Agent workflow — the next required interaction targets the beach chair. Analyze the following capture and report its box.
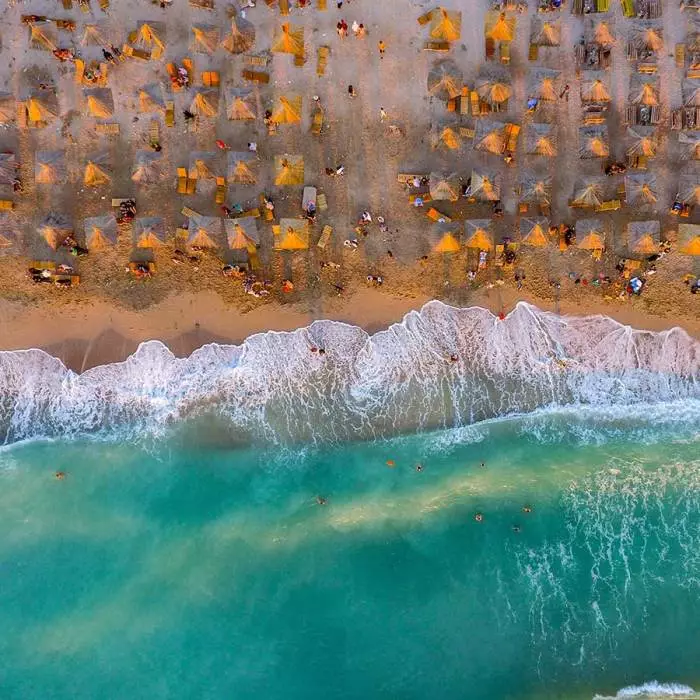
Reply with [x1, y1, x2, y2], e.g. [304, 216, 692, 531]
[181, 206, 200, 218]
[215, 176, 226, 205]
[424, 41, 450, 52]
[317, 225, 332, 249]
[596, 199, 621, 213]
[311, 107, 324, 135]
[417, 10, 434, 25]
[165, 101, 175, 127]
[99, 0, 109, 9]
[63, 0, 73, 8]
[242, 70, 270, 84]
[426, 208, 451, 223]
[74, 59, 85, 84]
[238, 208, 260, 219]
[186, 171, 197, 195]
[0, 200, 14, 211]
[318, 0, 327, 9]
[189, 0, 214, 7]
[95, 123, 119, 135]
[16, 101, 27, 129]
[317, 193, 327, 211]
[54, 274, 80, 287]
[149, 119, 160, 148]
[293, 54, 306, 67]
[177, 167, 188, 194]
[280, 0, 290, 14]
[202, 71, 219, 87]
[79, 0, 90, 13]
[500, 42, 511, 65]
[317, 46, 330, 76]
[485, 37, 496, 60]
[245, 54, 269, 67]
[528, 43, 538, 61]
[470, 91, 481, 116]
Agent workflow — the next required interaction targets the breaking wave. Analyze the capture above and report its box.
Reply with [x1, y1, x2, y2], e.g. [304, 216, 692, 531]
[593, 681, 698, 699]
[0, 301, 698, 445]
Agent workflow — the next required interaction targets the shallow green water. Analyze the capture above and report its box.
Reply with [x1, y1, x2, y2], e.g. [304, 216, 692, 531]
[1, 419, 698, 700]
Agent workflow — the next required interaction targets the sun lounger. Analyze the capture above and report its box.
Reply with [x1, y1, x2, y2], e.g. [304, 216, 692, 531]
[317, 225, 332, 249]
[165, 101, 175, 127]
[99, 0, 109, 9]
[202, 71, 219, 87]
[189, 0, 214, 7]
[186, 174, 197, 195]
[528, 43, 538, 61]
[293, 54, 306, 67]
[54, 274, 80, 287]
[426, 208, 451, 223]
[181, 206, 200, 218]
[317, 46, 330, 76]
[485, 37, 495, 60]
[79, 0, 90, 13]
[242, 70, 269, 84]
[417, 10, 434, 25]
[95, 123, 119, 135]
[0, 200, 14, 211]
[317, 193, 327, 211]
[149, 119, 159, 147]
[500, 43, 511, 65]
[63, 0, 73, 8]
[16, 101, 27, 129]
[244, 54, 269, 67]
[318, 0, 327, 9]
[424, 41, 450, 52]
[397, 173, 424, 184]
[215, 176, 226, 205]
[177, 167, 188, 194]
[280, 0, 290, 14]
[311, 107, 324, 135]
[595, 199, 621, 212]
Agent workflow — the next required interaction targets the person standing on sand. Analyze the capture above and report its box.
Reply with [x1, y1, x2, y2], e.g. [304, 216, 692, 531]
[378, 40, 386, 58]
[348, 85, 356, 98]
[380, 107, 387, 121]
[352, 20, 360, 36]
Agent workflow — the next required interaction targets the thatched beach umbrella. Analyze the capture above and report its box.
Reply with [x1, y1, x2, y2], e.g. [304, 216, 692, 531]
[678, 223, 700, 255]
[626, 127, 658, 158]
[433, 124, 462, 151]
[476, 76, 511, 106]
[532, 19, 560, 46]
[430, 8, 462, 42]
[428, 61, 462, 101]
[138, 84, 166, 113]
[474, 120, 507, 155]
[188, 152, 219, 183]
[592, 20, 615, 47]
[429, 172, 460, 202]
[35, 151, 66, 185]
[131, 21, 166, 59]
[29, 23, 57, 51]
[189, 89, 219, 117]
[630, 77, 659, 106]
[633, 25, 663, 53]
[221, 15, 255, 54]
[575, 219, 605, 250]
[227, 88, 257, 121]
[571, 178, 604, 208]
[528, 69, 560, 103]
[226, 217, 259, 252]
[27, 94, 58, 124]
[625, 173, 658, 206]
[581, 73, 611, 103]
[38, 213, 72, 250]
[579, 127, 609, 159]
[627, 220, 659, 255]
[677, 170, 700, 204]
[0, 93, 14, 124]
[187, 215, 222, 249]
[84, 153, 112, 187]
[679, 132, 700, 160]
[271, 95, 302, 124]
[430, 224, 461, 253]
[274, 155, 304, 186]
[682, 79, 700, 107]
[133, 217, 166, 247]
[131, 151, 163, 184]
[84, 214, 118, 249]
[272, 23, 304, 57]
[464, 219, 494, 250]
[192, 25, 220, 55]
[470, 169, 501, 201]
[81, 23, 108, 47]
[274, 219, 310, 250]
[84, 88, 114, 119]
[525, 123, 557, 157]
[227, 152, 258, 184]
[520, 218, 550, 247]
[485, 12, 515, 42]
[0, 153, 17, 186]
[519, 171, 552, 205]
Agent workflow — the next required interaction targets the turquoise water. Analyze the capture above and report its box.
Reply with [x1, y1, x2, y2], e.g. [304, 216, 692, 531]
[1, 415, 699, 700]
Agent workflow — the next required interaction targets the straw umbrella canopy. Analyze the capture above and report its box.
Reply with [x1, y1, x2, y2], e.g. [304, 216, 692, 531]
[133, 217, 166, 247]
[682, 80, 700, 107]
[138, 84, 166, 113]
[679, 132, 700, 160]
[579, 127, 609, 159]
[470, 169, 501, 201]
[274, 219, 310, 250]
[626, 127, 658, 158]
[677, 170, 700, 204]
[429, 8, 462, 42]
[429, 172, 460, 201]
[84, 88, 114, 119]
[187, 215, 222, 249]
[225, 217, 259, 252]
[0, 93, 14, 124]
[528, 69, 560, 102]
[35, 151, 66, 185]
[222, 16, 255, 54]
[633, 25, 663, 53]
[630, 77, 659, 106]
[38, 213, 72, 250]
[433, 124, 462, 151]
[189, 89, 219, 117]
[427, 61, 462, 101]
[625, 173, 658, 206]
[132, 21, 166, 59]
[474, 121, 507, 155]
[464, 220, 494, 250]
[29, 24, 58, 51]
[191, 25, 220, 54]
[581, 72, 611, 103]
[429, 224, 461, 253]
[84, 153, 112, 187]
[575, 219, 605, 250]
[274, 155, 304, 186]
[476, 77, 511, 106]
[0, 153, 17, 186]
[520, 218, 550, 247]
[592, 20, 615, 47]
[271, 95, 302, 125]
[525, 123, 557, 157]
[84, 214, 118, 249]
[227, 152, 258, 184]
[81, 23, 108, 47]
[532, 19, 560, 46]
[519, 171, 552, 205]
[272, 23, 304, 57]
[678, 223, 700, 255]
[227, 88, 257, 120]
[571, 178, 605, 208]
[131, 151, 164, 184]
[188, 152, 219, 182]
[27, 94, 58, 124]
[627, 220, 659, 255]
[485, 12, 515, 42]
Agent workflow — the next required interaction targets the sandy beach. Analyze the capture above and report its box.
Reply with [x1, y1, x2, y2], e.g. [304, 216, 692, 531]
[0, 0, 698, 371]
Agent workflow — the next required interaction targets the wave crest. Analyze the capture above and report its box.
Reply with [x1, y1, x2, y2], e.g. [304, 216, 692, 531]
[0, 302, 698, 445]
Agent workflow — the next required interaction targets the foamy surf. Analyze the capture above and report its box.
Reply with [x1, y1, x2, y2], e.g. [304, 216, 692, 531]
[593, 681, 698, 699]
[0, 302, 697, 445]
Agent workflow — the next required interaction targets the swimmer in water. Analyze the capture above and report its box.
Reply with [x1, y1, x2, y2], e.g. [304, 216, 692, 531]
[474, 512, 483, 522]
[55, 471, 66, 480]
[522, 505, 532, 513]
[416, 464, 423, 472]
[480, 462, 485, 468]
[316, 496, 327, 506]
[386, 459, 396, 467]
[512, 524, 521, 533]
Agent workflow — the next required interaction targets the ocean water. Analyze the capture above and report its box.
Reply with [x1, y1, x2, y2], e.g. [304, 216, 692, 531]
[0, 303, 699, 700]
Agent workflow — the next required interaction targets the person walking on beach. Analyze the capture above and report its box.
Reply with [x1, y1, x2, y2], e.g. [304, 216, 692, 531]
[378, 40, 386, 58]
[348, 85, 356, 98]
[352, 20, 360, 36]
[379, 107, 387, 121]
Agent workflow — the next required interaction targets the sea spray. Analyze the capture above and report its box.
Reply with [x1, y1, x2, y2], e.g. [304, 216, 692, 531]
[0, 302, 697, 445]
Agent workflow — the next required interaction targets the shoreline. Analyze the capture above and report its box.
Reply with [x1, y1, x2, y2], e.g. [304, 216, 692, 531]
[1, 288, 698, 373]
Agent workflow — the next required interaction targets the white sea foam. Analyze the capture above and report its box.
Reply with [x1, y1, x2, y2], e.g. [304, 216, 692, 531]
[593, 680, 697, 699]
[0, 302, 698, 445]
